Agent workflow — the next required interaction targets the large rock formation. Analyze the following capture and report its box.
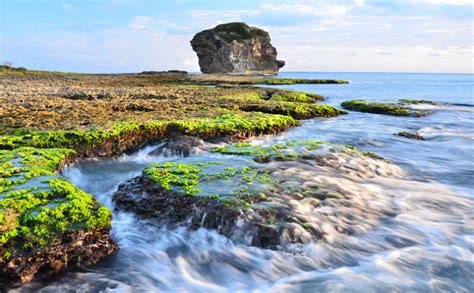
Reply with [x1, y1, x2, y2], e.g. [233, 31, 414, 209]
[190, 22, 285, 75]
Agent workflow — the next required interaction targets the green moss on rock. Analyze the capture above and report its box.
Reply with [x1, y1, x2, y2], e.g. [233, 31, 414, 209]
[144, 161, 269, 204]
[0, 148, 112, 253]
[0, 113, 299, 156]
[399, 99, 438, 105]
[398, 131, 425, 140]
[269, 91, 323, 103]
[341, 99, 428, 117]
[212, 139, 326, 161]
[214, 22, 269, 43]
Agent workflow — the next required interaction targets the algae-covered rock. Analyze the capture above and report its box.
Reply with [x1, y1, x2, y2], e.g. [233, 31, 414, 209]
[191, 22, 285, 74]
[399, 99, 438, 105]
[398, 131, 425, 140]
[341, 99, 432, 117]
[113, 140, 403, 248]
[0, 147, 117, 286]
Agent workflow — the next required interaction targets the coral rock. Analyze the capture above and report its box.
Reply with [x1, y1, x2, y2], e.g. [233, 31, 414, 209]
[191, 22, 285, 75]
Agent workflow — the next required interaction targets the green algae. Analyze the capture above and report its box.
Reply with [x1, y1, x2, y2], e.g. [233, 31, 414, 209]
[399, 99, 438, 105]
[238, 102, 347, 120]
[340, 99, 428, 117]
[269, 91, 323, 103]
[186, 75, 349, 85]
[144, 161, 269, 201]
[214, 91, 344, 120]
[398, 131, 425, 140]
[0, 113, 299, 154]
[0, 147, 112, 260]
[213, 140, 384, 163]
[211, 139, 327, 161]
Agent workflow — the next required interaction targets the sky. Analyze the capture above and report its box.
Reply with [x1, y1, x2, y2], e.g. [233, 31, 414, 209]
[0, 0, 472, 73]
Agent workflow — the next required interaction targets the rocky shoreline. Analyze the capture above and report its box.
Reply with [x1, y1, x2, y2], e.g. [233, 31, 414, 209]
[0, 70, 349, 286]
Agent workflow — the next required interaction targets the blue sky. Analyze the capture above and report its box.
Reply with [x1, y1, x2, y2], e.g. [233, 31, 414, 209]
[1, 0, 472, 73]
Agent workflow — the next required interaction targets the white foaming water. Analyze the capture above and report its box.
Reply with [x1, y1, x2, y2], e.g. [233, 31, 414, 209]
[16, 72, 474, 292]
[20, 162, 474, 292]
[19, 141, 473, 292]
[418, 126, 474, 141]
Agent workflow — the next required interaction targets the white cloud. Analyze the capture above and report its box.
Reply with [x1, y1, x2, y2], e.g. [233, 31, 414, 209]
[259, 3, 350, 17]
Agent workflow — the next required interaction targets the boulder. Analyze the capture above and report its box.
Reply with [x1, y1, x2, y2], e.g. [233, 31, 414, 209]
[148, 136, 207, 157]
[190, 22, 285, 75]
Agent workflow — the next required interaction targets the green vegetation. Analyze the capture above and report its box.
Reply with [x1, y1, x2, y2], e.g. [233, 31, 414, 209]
[143, 140, 384, 207]
[399, 99, 438, 105]
[0, 65, 27, 73]
[0, 147, 112, 261]
[0, 113, 298, 154]
[212, 139, 327, 161]
[269, 91, 323, 103]
[251, 78, 349, 85]
[215, 91, 344, 119]
[187, 74, 349, 85]
[214, 22, 268, 43]
[0, 65, 81, 76]
[341, 99, 428, 117]
[144, 161, 270, 206]
[239, 103, 346, 120]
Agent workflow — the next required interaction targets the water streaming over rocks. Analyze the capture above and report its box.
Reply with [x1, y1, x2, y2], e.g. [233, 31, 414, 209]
[15, 73, 474, 292]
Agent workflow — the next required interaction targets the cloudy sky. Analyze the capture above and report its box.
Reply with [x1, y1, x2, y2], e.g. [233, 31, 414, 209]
[1, 0, 472, 73]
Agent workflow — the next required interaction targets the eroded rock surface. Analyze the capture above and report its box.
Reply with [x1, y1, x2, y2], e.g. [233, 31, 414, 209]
[191, 22, 285, 74]
[0, 148, 118, 287]
[113, 140, 404, 248]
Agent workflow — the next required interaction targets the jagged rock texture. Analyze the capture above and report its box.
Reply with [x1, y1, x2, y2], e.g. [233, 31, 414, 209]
[191, 22, 285, 75]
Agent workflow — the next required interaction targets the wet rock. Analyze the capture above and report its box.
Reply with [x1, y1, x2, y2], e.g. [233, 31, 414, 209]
[148, 136, 207, 157]
[113, 140, 405, 249]
[141, 70, 187, 75]
[191, 22, 285, 74]
[341, 99, 432, 117]
[0, 148, 118, 287]
[398, 131, 426, 140]
[1, 228, 118, 287]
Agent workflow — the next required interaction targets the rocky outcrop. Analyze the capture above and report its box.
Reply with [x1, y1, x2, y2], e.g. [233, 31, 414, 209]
[1, 228, 117, 287]
[148, 136, 209, 157]
[0, 147, 118, 288]
[191, 22, 285, 75]
[113, 140, 404, 249]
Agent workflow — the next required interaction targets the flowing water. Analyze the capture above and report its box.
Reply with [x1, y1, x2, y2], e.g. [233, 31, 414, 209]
[16, 73, 474, 292]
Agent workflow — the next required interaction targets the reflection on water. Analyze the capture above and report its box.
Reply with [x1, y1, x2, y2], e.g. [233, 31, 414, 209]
[16, 73, 474, 292]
